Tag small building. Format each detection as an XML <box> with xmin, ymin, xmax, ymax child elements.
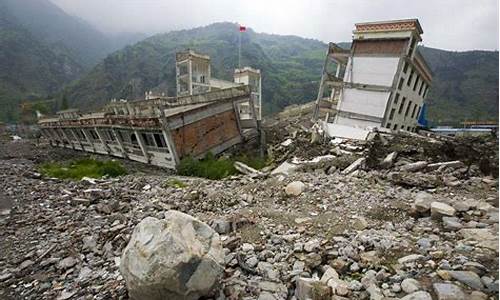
<box><xmin>314</xmin><ymin>19</ymin><xmax>433</xmax><ymax>139</ymax></box>
<box><xmin>175</xmin><ymin>50</ymin><xmax>262</xmax><ymax>121</ymax></box>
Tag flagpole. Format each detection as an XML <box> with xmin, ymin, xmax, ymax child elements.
<box><xmin>238</xmin><ymin>28</ymin><xmax>241</xmax><ymax>69</ymax></box>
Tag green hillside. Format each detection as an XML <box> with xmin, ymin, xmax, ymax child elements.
<box><xmin>0</xmin><ymin>2</ymin><xmax>83</xmax><ymax>122</ymax></box>
<box><xmin>419</xmin><ymin>46</ymin><xmax>499</xmax><ymax>125</ymax></box>
<box><xmin>62</xmin><ymin>23</ymin><xmax>498</xmax><ymax>124</ymax></box>
<box><xmin>0</xmin><ymin>13</ymin><xmax>497</xmax><ymax>125</ymax></box>
<box><xmin>0</xmin><ymin>0</ymin><xmax>145</xmax><ymax>122</ymax></box>
<box><xmin>62</xmin><ymin>23</ymin><xmax>326</xmax><ymax>114</ymax></box>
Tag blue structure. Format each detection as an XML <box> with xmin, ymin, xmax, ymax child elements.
<box><xmin>417</xmin><ymin>103</ymin><xmax>428</xmax><ymax>128</ymax></box>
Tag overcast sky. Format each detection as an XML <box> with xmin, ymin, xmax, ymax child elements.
<box><xmin>50</xmin><ymin>0</ymin><xmax>498</xmax><ymax>51</ymax></box>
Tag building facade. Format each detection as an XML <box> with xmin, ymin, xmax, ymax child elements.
<box><xmin>175</xmin><ymin>50</ymin><xmax>262</xmax><ymax>121</ymax></box>
<box><xmin>315</xmin><ymin>19</ymin><xmax>432</xmax><ymax>137</ymax></box>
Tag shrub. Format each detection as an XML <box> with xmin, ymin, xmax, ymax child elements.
<box><xmin>40</xmin><ymin>158</ymin><xmax>126</xmax><ymax>180</ymax></box>
<box><xmin>177</xmin><ymin>153</ymin><xmax>236</xmax><ymax>180</ymax></box>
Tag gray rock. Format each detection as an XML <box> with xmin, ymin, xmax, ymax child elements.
<box><xmin>398</xmin><ymin>254</ymin><xmax>424</xmax><ymax>265</ymax></box>
<box><xmin>469</xmin><ymin>291</ymin><xmax>488</xmax><ymax>300</ymax></box>
<box><xmin>401</xmin><ymin>291</ymin><xmax>432</xmax><ymax>300</ymax></box>
<box><xmin>211</xmin><ymin>219</ymin><xmax>231</xmax><ymax>234</ymax></box>
<box><xmin>120</xmin><ymin>212</ymin><xmax>224</xmax><ymax>300</ymax></box>
<box><xmin>258</xmin><ymin>291</ymin><xmax>277</xmax><ymax>300</ymax></box>
<box><xmin>401</xmin><ymin>278</ymin><xmax>421</xmax><ymax>293</ymax></box>
<box><xmin>431</xmin><ymin>202</ymin><xmax>456</xmax><ymax>218</ymax></box>
<box><xmin>241</xmin><ymin>243</ymin><xmax>255</xmax><ymax>252</ymax></box>
<box><xmin>414</xmin><ymin>192</ymin><xmax>434</xmax><ymax>213</ymax></box>
<box><xmin>285</xmin><ymin>181</ymin><xmax>305</xmax><ymax>196</ymax></box>
<box><xmin>447</xmin><ymin>270</ymin><xmax>484</xmax><ymax>290</ymax></box>
<box><xmin>442</xmin><ymin>217</ymin><xmax>462</xmax><ymax>231</ymax></box>
<box><xmin>57</xmin><ymin>257</ymin><xmax>77</xmax><ymax>270</ymax></box>
<box><xmin>295</xmin><ymin>277</ymin><xmax>331</xmax><ymax>300</ymax></box>
<box><xmin>433</xmin><ymin>283</ymin><xmax>466</xmax><ymax>300</ymax></box>
<box><xmin>304</xmin><ymin>239</ymin><xmax>320</xmax><ymax>252</ymax></box>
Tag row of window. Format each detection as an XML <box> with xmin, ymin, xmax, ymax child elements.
<box><xmin>42</xmin><ymin>128</ymin><xmax>170</xmax><ymax>153</ymax></box>
<box><xmin>400</xmin><ymin>62</ymin><xmax>429</xmax><ymax>98</ymax></box>
<box><xmin>390</xmin><ymin>93</ymin><xmax>422</xmax><ymax>121</ymax></box>
<box><xmin>385</xmin><ymin>123</ymin><xmax>417</xmax><ymax>132</ymax></box>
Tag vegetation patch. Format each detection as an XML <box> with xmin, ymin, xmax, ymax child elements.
<box><xmin>177</xmin><ymin>153</ymin><xmax>267</xmax><ymax>180</ymax></box>
<box><xmin>163</xmin><ymin>178</ymin><xmax>188</xmax><ymax>188</ymax></box>
<box><xmin>39</xmin><ymin>158</ymin><xmax>126</xmax><ymax>180</ymax></box>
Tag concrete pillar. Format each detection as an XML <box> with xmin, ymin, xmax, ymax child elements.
<box><xmin>95</xmin><ymin>127</ymin><xmax>111</xmax><ymax>154</ymax></box>
<box><xmin>80</xmin><ymin>128</ymin><xmax>96</xmax><ymax>153</ymax></box>
<box><xmin>134</xmin><ymin>130</ymin><xmax>149</xmax><ymax>162</ymax></box>
<box><xmin>111</xmin><ymin>128</ymin><xmax>128</xmax><ymax>159</ymax></box>
<box><xmin>69</xmin><ymin>128</ymin><xmax>85</xmax><ymax>150</ymax></box>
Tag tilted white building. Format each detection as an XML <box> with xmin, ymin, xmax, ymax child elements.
<box><xmin>314</xmin><ymin>19</ymin><xmax>432</xmax><ymax>138</ymax></box>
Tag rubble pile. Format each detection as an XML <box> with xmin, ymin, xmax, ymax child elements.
<box><xmin>0</xmin><ymin>131</ymin><xmax>498</xmax><ymax>299</ymax></box>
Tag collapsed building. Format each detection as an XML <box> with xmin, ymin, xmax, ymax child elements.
<box><xmin>38</xmin><ymin>50</ymin><xmax>262</xmax><ymax>169</ymax></box>
<box><xmin>313</xmin><ymin>19</ymin><xmax>432</xmax><ymax>140</ymax></box>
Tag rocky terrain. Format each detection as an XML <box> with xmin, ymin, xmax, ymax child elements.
<box><xmin>0</xmin><ymin>129</ymin><xmax>498</xmax><ymax>299</ymax></box>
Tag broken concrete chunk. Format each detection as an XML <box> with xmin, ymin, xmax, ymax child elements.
<box><xmin>341</xmin><ymin>157</ymin><xmax>366</xmax><ymax>175</ymax></box>
<box><xmin>295</xmin><ymin>277</ymin><xmax>332</xmax><ymax>300</ymax></box>
<box><xmin>270</xmin><ymin>161</ymin><xmax>299</xmax><ymax>176</ymax></box>
<box><xmin>380</xmin><ymin>151</ymin><xmax>398</xmax><ymax>169</ymax></box>
<box><xmin>426</xmin><ymin>160</ymin><xmax>464</xmax><ymax>171</ymax></box>
<box><xmin>234</xmin><ymin>161</ymin><xmax>264</xmax><ymax>178</ymax></box>
<box><xmin>400</xmin><ymin>161</ymin><xmax>428</xmax><ymax>172</ymax></box>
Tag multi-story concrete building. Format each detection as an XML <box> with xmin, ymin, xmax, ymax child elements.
<box><xmin>314</xmin><ymin>19</ymin><xmax>432</xmax><ymax>138</ymax></box>
<box><xmin>175</xmin><ymin>50</ymin><xmax>262</xmax><ymax>121</ymax></box>
<box><xmin>38</xmin><ymin>49</ymin><xmax>263</xmax><ymax>170</ymax></box>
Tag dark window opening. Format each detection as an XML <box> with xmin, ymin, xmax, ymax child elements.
<box><xmin>394</xmin><ymin>93</ymin><xmax>400</xmax><ymax>104</ymax></box>
<box><xmin>419</xmin><ymin>82</ymin><xmax>425</xmax><ymax>96</ymax></box>
<box><xmin>389</xmin><ymin>108</ymin><xmax>395</xmax><ymax>120</ymax></box>
<box><xmin>407</xmin><ymin>69</ymin><xmax>414</xmax><ymax>86</ymax></box>
<box><xmin>398</xmin><ymin>78</ymin><xmax>404</xmax><ymax>90</ymax></box>
<box><xmin>154</xmin><ymin>134</ymin><xmax>167</xmax><ymax>148</ymax></box>
<box><xmin>413</xmin><ymin>76</ymin><xmax>419</xmax><ymax>91</ymax></box>
<box><xmin>411</xmin><ymin>104</ymin><xmax>417</xmax><ymax>118</ymax></box>
<box><xmin>403</xmin><ymin>62</ymin><xmax>409</xmax><ymax>73</ymax></box>
<box><xmin>405</xmin><ymin>101</ymin><xmax>412</xmax><ymax>117</ymax></box>
<box><xmin>399</xmin><ymin>97</ymin><xmax>406</xmax><ymax>114</ymax></box>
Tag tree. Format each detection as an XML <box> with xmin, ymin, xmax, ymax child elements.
<box><xmin>60</xmin><ymin>94</ymin><xmax>69</xmax><ymax>110</ymax></box>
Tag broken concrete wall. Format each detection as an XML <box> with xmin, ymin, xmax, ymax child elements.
<box><xmin>172</xmin><ymin>109</ymin><xmax>241</xmax><ymax>158</ymax></box>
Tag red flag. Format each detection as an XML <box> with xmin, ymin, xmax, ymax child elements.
<box><xmin>239</xmin><ymin>25</ymin><xmax>246</xmax><ymax>32</ymax></box>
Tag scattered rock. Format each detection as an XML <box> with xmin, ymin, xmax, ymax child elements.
<box><xmin>433</xmin><ymin>283</ymin><xmax>467</xmax><ymax>300</ymax></box>
<box><xmin>120</xmin><ymin>212</ymin><xmax>224</xmax><ymax>300</ymax></box>
<box><xmin>285</xmin><ymin>181</ymin><xmax>306</xmax><ymax>196</ymax></box>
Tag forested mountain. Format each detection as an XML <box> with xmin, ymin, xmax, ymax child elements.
<box><xmin>0</xmin><ymin>0</ymin><xmax>145</xmax><ymax>122</ymax></box>
<box><xmin>0</xmin><ymin>6</ymin><xmax>497</xmax><ymax>125</ymax></box>
<box><xmin>62</xmin><ymin>23</ymin><xmax>498</xmax><ymax>125</ymax></box>
<box><xmin>419</xmin><ymin>47</ymin><xmax>499</xmax><ymax>125</ymax></box>
<box><xmin>61</xmin><ymin>23</ymin><xmax>327</xmax><ymax>113</ymax></box>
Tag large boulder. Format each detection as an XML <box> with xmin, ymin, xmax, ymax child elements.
<box><xmin>120</xmin><ymin>211</ymin><xmax>224</xmax><ymax>300</ymax></box>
